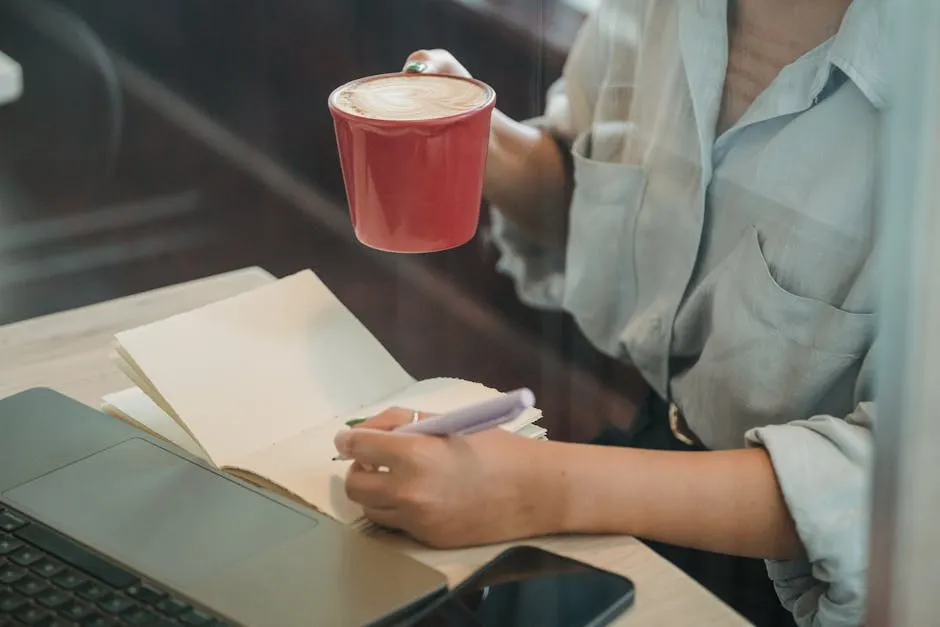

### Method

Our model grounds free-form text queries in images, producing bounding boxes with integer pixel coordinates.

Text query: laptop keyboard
[0,507,231,627]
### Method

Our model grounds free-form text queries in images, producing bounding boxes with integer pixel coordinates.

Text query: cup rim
[328,72,496,126]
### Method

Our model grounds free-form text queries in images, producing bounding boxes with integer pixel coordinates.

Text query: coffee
[332,74,490,121]
[329,72,496,252]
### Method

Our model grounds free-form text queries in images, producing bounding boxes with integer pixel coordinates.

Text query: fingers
[402,49,471,78]
[334,426,419,467]
[350,407,421,432]
[345,462,399,509]
[336,407,435,462]
[403,49,433,73]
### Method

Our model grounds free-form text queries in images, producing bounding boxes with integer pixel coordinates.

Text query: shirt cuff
[488,207,567,310]
[745,404,874,626]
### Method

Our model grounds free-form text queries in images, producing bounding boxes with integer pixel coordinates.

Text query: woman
[334,1,882,625]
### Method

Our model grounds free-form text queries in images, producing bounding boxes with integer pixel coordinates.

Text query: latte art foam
[333,75,490,121]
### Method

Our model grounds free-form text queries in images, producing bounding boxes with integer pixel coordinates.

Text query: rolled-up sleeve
[489,1,621,309]
[745,345,876,626]
[490,77,571,309]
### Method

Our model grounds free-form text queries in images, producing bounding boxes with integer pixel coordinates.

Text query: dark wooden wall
[49,0,582,198]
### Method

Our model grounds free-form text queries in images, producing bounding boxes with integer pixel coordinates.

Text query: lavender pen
[333,388,535,461]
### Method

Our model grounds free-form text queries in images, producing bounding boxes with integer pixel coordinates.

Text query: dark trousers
[591,395,796,627]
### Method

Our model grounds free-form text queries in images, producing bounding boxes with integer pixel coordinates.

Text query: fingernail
[345,418,367,427]
[334,430,351,458]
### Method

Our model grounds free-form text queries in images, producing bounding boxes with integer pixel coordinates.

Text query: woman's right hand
[402,49,472,78]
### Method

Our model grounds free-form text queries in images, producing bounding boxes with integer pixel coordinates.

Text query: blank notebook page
[102,388,207,459]
[114,270,415,467]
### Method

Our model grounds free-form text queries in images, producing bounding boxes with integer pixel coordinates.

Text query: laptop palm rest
[4,438,317,587]
[3,436,447,626]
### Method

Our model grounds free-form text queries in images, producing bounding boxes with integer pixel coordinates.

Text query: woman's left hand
[334,408,556,548]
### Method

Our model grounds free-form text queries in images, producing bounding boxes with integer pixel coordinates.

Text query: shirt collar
[826,0,889,109]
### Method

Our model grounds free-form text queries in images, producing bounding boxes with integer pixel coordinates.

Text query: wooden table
[0,267,749,627]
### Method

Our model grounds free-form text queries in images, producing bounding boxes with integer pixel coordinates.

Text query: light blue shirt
[491,1,885,625]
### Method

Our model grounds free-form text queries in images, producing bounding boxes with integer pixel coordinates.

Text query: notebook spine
[350,516,394,538]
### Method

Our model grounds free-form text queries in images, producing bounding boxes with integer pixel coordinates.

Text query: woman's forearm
[529,441,805,560]
[484,110,572,249]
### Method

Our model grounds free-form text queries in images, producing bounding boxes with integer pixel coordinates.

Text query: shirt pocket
[672,226,875,447]
[562,129,648,355]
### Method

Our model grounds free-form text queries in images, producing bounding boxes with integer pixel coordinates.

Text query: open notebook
[102,270,546,531]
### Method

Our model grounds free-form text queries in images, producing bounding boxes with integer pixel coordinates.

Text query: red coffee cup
[328,73,496,253]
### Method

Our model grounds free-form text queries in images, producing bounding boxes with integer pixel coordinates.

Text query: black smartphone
[397,545,635,627]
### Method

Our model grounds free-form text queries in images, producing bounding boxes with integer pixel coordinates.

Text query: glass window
[1,1,936,626]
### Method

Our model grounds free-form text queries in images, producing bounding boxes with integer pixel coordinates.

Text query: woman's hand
[402,49,472,78]
[401,50,572,248]
[334,408,559,548]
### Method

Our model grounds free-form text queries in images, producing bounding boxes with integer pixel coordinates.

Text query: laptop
[0,388,448,626]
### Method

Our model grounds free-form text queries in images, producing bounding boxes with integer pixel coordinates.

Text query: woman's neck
[717,0,853,134]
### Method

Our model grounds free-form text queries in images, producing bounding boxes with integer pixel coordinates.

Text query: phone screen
[400,546,635,627]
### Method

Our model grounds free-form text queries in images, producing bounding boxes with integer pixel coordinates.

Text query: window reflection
[562,0,601,13]
[0,1,933,626]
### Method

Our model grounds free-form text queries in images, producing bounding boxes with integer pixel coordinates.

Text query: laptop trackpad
[4,438,317,586]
